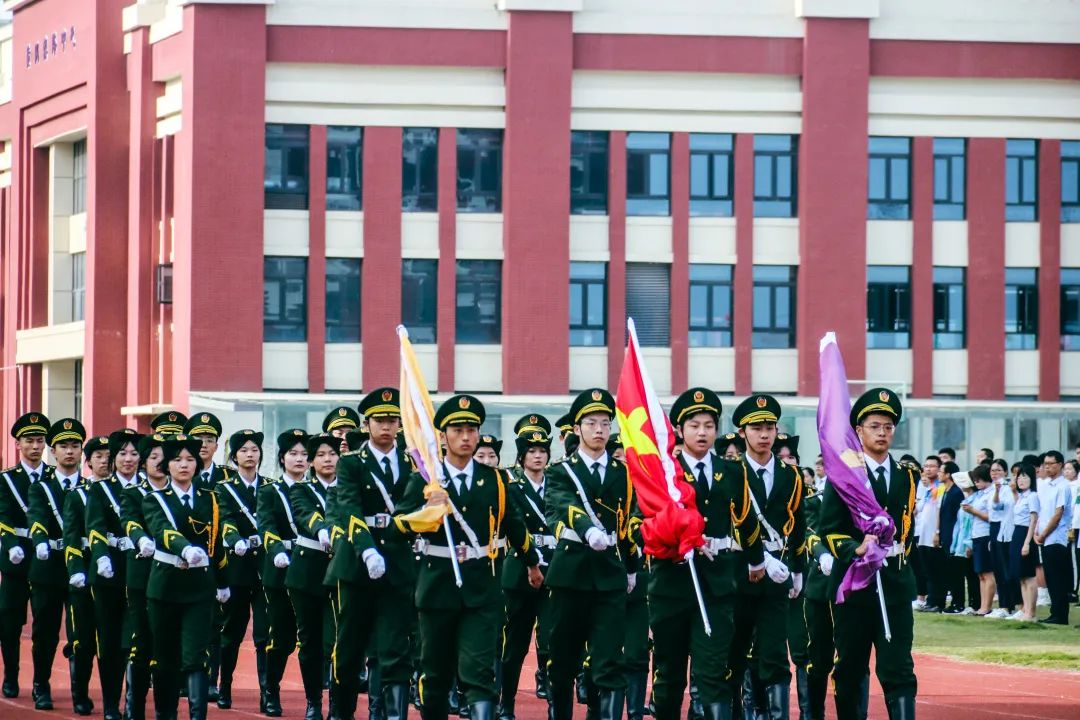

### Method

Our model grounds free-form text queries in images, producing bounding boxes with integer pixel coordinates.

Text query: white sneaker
[1008,610,1026,620]
[912,599,926,610]
[960,607,976,615]
[988,608,1009,618]
[1037,589,1051,606]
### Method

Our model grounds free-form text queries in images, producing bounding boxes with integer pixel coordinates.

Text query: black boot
[535,665,549,700]
[599,689,626,720]
[687,672,705,720]
[885,694,915,720]
[576,669,590,705]
[70,656,92,715]
[257,646,269,714]
[458,688,471,719]
[550,682,575,720]
[729,679,743,720]
[703,704,733,720]
[764,684,788,720]
[217,643,236,710]
[358,662,370,694]
[795,669,811,720]
[626,673,647,720]
[152,665,178,720]
[806,674,827,720]
[384,683,409,720]
[856,674,870,720]
[739,670,756,720]
[470,701,495,720]
[369,663,386,720]
[411,672,422,711]
[207,641,221,703]
[127,662,152,720]
[1,622,20,698]
[448,680,461,715]
[187,671,209,720]
[265,650,285,717]
[101,656,124,720]
[498,699,515,720]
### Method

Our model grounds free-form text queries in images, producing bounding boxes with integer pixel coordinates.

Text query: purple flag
[817,333,897,603]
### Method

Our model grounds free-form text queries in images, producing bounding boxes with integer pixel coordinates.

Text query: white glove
[363,549,386,580]
[789,572,804,599]
[585,527,609,552]
[627,573,637,594]
[96,556,114,579]
[273,552,290,569]
[818,552,835,576]
[69,572,86,589]
[233,539,249,556]
[763,552,791,584]
[8,546,24,565]
[181,545,208,567]
[35,542,50,560]
[318,528,332,552]
[137,536,156,558]
[216,587,231,604]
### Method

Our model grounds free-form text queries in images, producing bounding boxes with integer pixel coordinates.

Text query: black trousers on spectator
[910,538,928,598]
[1041,544,1071,622]
[923,547,948,609]
[945,555,974,610]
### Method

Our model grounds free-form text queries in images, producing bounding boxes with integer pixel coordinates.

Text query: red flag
[615,319,704,560]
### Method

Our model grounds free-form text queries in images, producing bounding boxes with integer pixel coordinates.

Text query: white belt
[885,542,904,558]
[364,514,393,529]
[46,539,65,550]
[559,528,617,546]
[763,539,784,552]
[82,539,90,549]
[420,542,497,562]
[293,536,327,553]
[106,534,134,551]
[10,528,28,538]
[153,549,209,569]
[532,533,558,549]
[700,536,741,555]
[246,534,262,548]
[280,540,294,550]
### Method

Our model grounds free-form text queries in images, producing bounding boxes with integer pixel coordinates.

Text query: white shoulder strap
[221,482,258,528]
[100,481,122,517]
[564,463,605,531]
[274,483,299,536]
[39,482,65,532]
[150,491,180,531]
[2,472,27,513]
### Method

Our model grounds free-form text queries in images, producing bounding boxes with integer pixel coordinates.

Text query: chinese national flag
[615,319,705,560]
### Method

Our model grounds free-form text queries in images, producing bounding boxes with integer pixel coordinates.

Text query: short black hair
[970,464,991,484]
[1016,464,1038,492]
[900,453,919,466]
[1021,454,1040,467]
[924,456,942,467]
[942,461,960,476]
[938,447,956,460]
[991,458,1009,474]
[979,447,995,460]
[1035,452,1048,466]
[1044,450,1065,465]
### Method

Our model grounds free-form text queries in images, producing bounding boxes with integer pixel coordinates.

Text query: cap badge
[30,415,39,423]
[532,432,542,441]
[201,414,209,423]
[756,396,767,408]
[591,390,602,401]
[529,415,538,424]
[693,390,704,403]
[459,397,470,409]
[63,420,72,430]
[293,429,303,436]
[338,408,347,417]
[483,436,491,443]
[382,390,393,402]
[168,413,177,421]
[879,390,890,402]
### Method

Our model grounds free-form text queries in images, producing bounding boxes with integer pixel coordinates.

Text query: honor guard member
[393,394,541,720]
[499,414,555,720]
[713,434,744,462]
[726,395,806,720]
[818,389,918,720]
[150,411,187,436]
[121,434,170,720]
[142,434,230,720]
[28,418,88,710]
[184,413,225,492]
[63,436,100,717]
[289,433,339,720]
[215,429,270,710]
[85,430,142,720]
[474,436,502,468]
[324,406,362,455]
[258,429,310,718]
[545,389,638,720]
[774,435,800,467]
[612,429,648,720]
[327,387,417,720]
[645,389,765,720]
[554,414,578,459]
[0,411,51,698]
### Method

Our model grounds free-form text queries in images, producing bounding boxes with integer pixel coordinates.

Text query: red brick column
[670,132,690,393]
[966,138,1006,400]
[733,133,754,395]
[1038,140,1062,401]
[437,127,458,392]
[307,125,328,393]
[606,131,627,389]
[910,137,934,398]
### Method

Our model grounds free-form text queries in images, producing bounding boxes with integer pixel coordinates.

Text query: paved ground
[0,632,1077,719]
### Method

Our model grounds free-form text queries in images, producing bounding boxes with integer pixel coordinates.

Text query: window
[1005,418,1040,453]
[401,259,437,343]
[1063,141,1080,223]
[866,266,911,348]
[326,258,361,343]
[456,260,501,343]
[932,417,966,454]
[73,359,83,422]
[264,124,309,210]
[326,126,362,211]
[569,262,606,346]
[457,129,502,213]
[933,138,966,220]
[1004,268,1038,350]
[626,263,670,347]
[71,251,85,322]
[72,139,87,215]
[570,131,608,215]
[752,266,796,348]
[402,128,438,212]
[690,134,734,217]
[264,257,307,342]
[626,132,670,216]
[867,137,911,220]
[754,135,797,217]
[1062,268,1080,351]
[933,267,966,349]
[1005,139,1038,221]
[689,264,732,347]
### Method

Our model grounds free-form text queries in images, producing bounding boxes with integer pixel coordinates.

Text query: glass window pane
[265,124,310,210]
[402,128,438,212]
[401,259,437,342]
[690,155,709,197]
[754,156,772,197]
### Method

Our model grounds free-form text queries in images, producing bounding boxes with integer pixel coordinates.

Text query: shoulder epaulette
[342,449,363,457]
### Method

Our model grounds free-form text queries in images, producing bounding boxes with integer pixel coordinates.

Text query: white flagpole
[686,553,712,636]
[876,571,892,641]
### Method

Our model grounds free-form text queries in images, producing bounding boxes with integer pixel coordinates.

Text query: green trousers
[548,587,626,695]
[832,601,916,717]
[148,597,215,717]
[418,601,502,714]
[649,594,734,719]
[30,583,66,685]
[786,594,809,669]
[289,587,331,703]
[728,592,789,691]
[332,582,376,719]
[803,598,834,682]
[0,574,30,681]
[501,587,551,707]
[624,590,650,675]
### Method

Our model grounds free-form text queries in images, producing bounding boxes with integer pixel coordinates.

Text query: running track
[0,635,1076,719]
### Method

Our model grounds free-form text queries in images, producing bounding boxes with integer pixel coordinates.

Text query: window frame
[1004,267,1038,350]
[72,139,87,215]
[326,126,363,211]
[626,132,671,217]
[455,259,502,344]
[866,265,912,348]
[751,265,797,348]
[264,124,310,210]
[401,259,438,343]
[932,267,966,349]
[688,264,733,347]
[1005,139,1039,222]
[456,129,503,213]
[689,134,734,217]
[402,128,439,213]
[933,138,966,220]
[71,251,86,322]
[1062,141,1080,223]
[263,256,308,343]
[867,137,912,220]
[753,134,798,218]
[325,257,362,344]
[569,262,608,347]
[1062,268,1080,351]
[570,131,609,216]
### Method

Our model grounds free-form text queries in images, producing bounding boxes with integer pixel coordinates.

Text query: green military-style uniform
[288,439,338,720]
[86,429,143,720]
[725,396,806,720]
[258,428,309,718]
[326,389,417,720]
[646,389,764,720]
[818,388,918,720]
[214,429,270,710]
[121,433,170,720]
[0,411,51,698]
[324,405,362,457]
[142,434,229,720]
[27,418,87,711]
[545,389,638,720]
[61,451,98,718]
[499,415,556,720]
[393,394,539,720]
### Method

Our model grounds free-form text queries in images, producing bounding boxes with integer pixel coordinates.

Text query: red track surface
[0,632,1077,719]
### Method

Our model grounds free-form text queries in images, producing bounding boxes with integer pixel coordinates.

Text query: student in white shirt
[1034,451,1072,624]
[1009,465,1040,620]
[988,459,1018,617]
[961,466,996,615]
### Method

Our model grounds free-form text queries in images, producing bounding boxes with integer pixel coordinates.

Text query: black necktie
[201,471,210,484]
[382,457,393,483]
[182,494,192,509]
[61,478,69,491]
[30,471,39,483]
[455,473,467,496]
[756,468,766,483]
[591,462,602,484]
[695,462,708,490]
[874,466,888,500]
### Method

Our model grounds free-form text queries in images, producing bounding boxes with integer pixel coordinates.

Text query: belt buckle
[412,538,427,554]
[250,536,262,548]
[532,533,543,547]
[456,543,469,563]
[375,514,390,529]
[177,558,189,570]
